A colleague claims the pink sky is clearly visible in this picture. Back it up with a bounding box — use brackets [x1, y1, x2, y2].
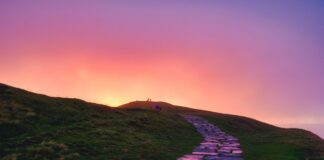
[1, 1, 324, 137]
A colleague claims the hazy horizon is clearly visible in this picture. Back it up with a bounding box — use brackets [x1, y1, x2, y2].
[278, 123, 324, 139]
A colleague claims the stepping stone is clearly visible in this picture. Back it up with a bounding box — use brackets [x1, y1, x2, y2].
[232, 150, 243, 154]
[223, 143, 240, 147]
[201, 142, 219, 145]
[194, 147, 215, 153]
[218, 149, 231, 153]
[177, 154, 204, 160]
[205, 155, 223, 160]
[221, 146, 240, 150]
[192, 151, 218, 156]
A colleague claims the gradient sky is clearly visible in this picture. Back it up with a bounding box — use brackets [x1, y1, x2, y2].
[1, 1, 324, 137]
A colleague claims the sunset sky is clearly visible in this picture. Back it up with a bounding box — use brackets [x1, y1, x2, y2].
[1, 1, 324, 137]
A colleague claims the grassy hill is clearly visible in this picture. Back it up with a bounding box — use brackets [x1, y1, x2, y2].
[0, 84, 201, 160]
[121, 101, 324, 160]
[1, 83, 324, 160]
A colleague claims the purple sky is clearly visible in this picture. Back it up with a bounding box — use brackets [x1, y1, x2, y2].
[0, 0, 324, 138]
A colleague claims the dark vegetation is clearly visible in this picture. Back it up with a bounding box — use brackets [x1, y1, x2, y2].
[1, 83, 324, 160]
[0, 84, 201, 160]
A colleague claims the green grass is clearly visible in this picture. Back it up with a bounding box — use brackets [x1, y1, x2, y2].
[199, 114, 324, 160]
[120, 102, 324, 160]
[1, 83, 324, 160]
[0, 83, 202, 160]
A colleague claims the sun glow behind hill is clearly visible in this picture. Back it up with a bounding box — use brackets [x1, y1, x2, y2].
[1, 0, 324, 139]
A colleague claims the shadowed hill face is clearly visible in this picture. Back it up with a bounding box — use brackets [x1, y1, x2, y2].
[0, 83, 202, 159]
[1, 83, 324, 160]
[0, 83, 113, 138]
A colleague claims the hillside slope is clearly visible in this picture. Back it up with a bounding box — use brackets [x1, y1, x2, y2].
[0, 83, 201, 160]
[121, 102, 324, 160]
[1, 83, 324, 160]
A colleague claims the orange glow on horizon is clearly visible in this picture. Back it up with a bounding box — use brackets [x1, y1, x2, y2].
[1, 0, 324, 138]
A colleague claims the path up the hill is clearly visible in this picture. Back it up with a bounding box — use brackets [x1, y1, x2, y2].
[178, 115, 243, 160]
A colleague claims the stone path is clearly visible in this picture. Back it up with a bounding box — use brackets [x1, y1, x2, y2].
[178, 115, 243, 160]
